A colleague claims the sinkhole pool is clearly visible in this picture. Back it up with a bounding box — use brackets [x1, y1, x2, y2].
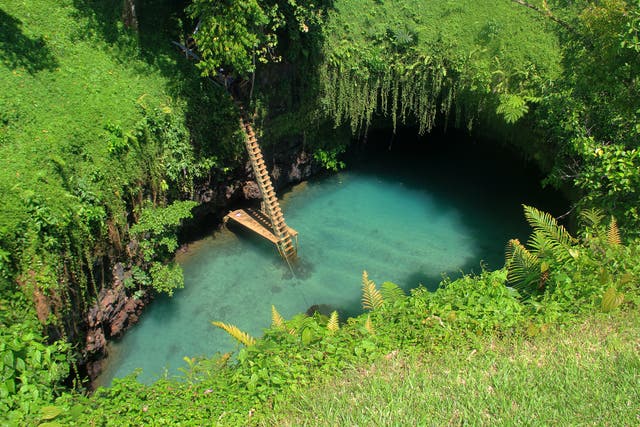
[96, 139, 565, 386]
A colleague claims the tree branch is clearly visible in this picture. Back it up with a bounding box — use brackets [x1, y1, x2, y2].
[511, 0, 576, 34]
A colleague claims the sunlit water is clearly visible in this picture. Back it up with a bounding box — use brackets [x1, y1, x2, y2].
[96, 140, 564, 386]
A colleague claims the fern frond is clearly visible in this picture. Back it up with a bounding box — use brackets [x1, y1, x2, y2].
[212, 321, 256, 346]
[271, 305, 286, 330]
[505, 239, 541, 291]
[504, 238, 518, 267]
[364, 314, 375, 335]
[327, 311, 339, 332]
[527, 230, 559, 259]
[607, 217, 621, 245]
[580, 208, 604, 229]
[362, 270, 384, 311]
[523, 205, 574, 248]
[380, 281, 406, 303]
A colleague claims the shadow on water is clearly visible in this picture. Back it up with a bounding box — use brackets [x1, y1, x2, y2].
[0, 9, 59, 73]
[354, 127, 565, 207]
[349, 127, 568, 254]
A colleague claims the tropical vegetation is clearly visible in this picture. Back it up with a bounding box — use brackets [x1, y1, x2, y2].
[1, 0, 639, 425]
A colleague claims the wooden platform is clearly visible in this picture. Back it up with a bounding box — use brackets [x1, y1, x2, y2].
[225, 209, 298, 244]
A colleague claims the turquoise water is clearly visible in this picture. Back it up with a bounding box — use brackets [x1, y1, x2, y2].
[97, 140, 563, 386]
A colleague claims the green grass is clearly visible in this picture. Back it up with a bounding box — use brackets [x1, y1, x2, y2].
[0, 0, 240, 279]
[0, 0, 170, 217]
[266, 310, 640, 426]
[324, 0, 561, 75]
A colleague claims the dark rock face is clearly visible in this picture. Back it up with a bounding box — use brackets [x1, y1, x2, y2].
[242, 180, 262, 199]
[289, 151, 313, 182]
[84, 263, 148, 379]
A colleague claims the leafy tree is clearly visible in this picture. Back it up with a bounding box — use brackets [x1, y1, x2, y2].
[188, 0, 281, 76]
[188, 0, 328, 77]
[541, 0, 640, 234]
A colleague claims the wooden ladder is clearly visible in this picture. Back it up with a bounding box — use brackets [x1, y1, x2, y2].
[239, 116, 297, 261]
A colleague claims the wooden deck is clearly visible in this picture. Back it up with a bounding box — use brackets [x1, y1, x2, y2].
[225, 209, 298, 245]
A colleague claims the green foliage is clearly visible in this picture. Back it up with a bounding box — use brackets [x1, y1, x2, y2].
[506, 206, 640, 317]
[127, 201, 195, 295]
[523, 204, 575, 257]
[496, 93, 529, 123]
[43, 215, 639, 424]
[539, 0, 640, 235]
[149, 262, 184, 297]
[318, 0, 562, 133]
[313, 147, 346, 171]
[0, 295, 70, 423]
[380, 281, 406, 304]
[188, 0, 277, 76]
[505, 206, 578, 294]
[268, 311, 640, 426]
[601, 286, 624, 312]
[130, 201, 197, 262]
[505, 238, 544, 291]
[189, 0, 328, 77]
[2, 0, 640, 424]
[0, 2, 242, 422]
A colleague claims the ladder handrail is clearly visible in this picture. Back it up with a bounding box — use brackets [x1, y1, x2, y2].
[238, 111, 296, 260]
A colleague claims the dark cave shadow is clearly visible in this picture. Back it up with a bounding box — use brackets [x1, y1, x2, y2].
[0, 8, 59, 73]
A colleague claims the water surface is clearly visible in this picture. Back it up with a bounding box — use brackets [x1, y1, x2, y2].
[97, 139, 563, 385]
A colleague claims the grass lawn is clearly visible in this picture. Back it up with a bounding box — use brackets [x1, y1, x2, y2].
[266, 309, 640, 426]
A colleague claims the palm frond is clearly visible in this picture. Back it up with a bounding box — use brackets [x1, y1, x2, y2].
[271, 305, 286, 330]
[380, 281, 406, 303]
[607, 217, 621, 245]
[327, 311, 339, 332]
[212, 321, 256, 346]
[362, 270, 384, 311]
[523, 205, 574, 247]
[505, 239, 541, 291]
[364, 314, 375, 335]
